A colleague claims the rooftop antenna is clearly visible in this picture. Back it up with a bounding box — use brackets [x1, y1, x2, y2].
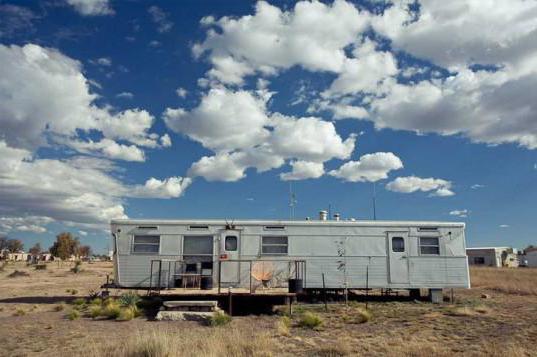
[328, 203, 332, 220]
[289, 182, 297, 220]
[372, 182, 377, 220]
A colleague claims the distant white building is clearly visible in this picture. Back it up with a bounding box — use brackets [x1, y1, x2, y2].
[466, 247, 518, 267]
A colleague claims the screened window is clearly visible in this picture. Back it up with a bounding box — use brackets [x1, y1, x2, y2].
[225, 236, 238, 251]
[420, 237, 440, 255]
[133, 235, 160, 253]
[261, 236, 288, 255]
[392, 237, 405, 252]
[183, 235, 213, 255]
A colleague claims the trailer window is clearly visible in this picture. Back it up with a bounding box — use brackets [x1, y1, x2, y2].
[420, 237, 440, 255]
[392, 237, 405, 252]
[261, 236, 288, 255]
[225, 236, 238, 251]
[473, 257, 485, 264]
[133, 235, 160, 253]
[183, 236, 213, 255]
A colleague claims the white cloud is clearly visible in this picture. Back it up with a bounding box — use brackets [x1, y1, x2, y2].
[386, 176, 455, 197]
[449, 209, 468, 218]
[280, 161, 324, 181]
[66, 0, 113, 16]
[160, 134, 172, 147]
[471, 184, 485, 189]
[499, 224, 509, 228]
[0, 44, 162, 156]
[194, 0, 369, 84]
[329, 152, 403, 182]
[66, 138, 145, 162]
[92, 57, 112, 66]
[78, 230, 88, 236]
[0, 140, 190, 229]
[0, 216, 53, 234]
[116, 91, 133, 99]
[176, 87, 188, 98]
[165, 87, 356, 182]
[148, 6, 173, 33]
[322, 39, 398, 97]
[164, 88, 270, 152]
[132, 177, 192, 199]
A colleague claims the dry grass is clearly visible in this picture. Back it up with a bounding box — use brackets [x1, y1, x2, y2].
[470, 266, 537, 295]
[87, 328, 275, 357]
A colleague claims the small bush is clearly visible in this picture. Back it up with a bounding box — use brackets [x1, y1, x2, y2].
[119, 292, 141, 309]
[89, 306, 103, 318]
[299, 311, 323, 329]
[66, 309, 80, 320]
[343, 307, 372, 324]
[53, 304, 65, 312]
[103, 301, 121, 319]
[209, 310, 232, 326]
[71, 260, 82, 274]
[8, 270, 30, 278]
[117, 307, 135, 321]
[14, 308, 26, 316]
[72, 298, 86, 306]
[90, 298, 102, 306]
[70, 289, 78, 295]
[276, 315, 292, 336]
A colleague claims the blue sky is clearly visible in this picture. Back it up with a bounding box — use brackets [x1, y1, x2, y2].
[0, 0, 536, 254]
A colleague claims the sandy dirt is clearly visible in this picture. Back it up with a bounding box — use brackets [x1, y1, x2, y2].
[0, 261, 535, 356]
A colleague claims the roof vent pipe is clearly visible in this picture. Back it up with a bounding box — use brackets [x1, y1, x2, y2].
[319, 210, 328, 221]
[333, 213, 340, 221]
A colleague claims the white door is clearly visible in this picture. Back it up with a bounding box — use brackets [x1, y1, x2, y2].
[387, 232, 409, 284]
[219, 230, 240, 285]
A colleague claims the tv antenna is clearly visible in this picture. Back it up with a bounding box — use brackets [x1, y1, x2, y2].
[289, 182, 297, 220]
[372, 182, 377, 220]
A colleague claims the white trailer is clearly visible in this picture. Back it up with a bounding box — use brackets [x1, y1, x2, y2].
[110, 218, 469, 301]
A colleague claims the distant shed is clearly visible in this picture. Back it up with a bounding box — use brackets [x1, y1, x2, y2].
[466, 247, 518, 267]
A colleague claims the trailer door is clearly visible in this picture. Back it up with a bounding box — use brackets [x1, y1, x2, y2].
[387, 232, 409, 284]
[219, 230, 240, 285]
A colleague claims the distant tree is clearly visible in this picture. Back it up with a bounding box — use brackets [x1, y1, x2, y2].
[29, 243, 42, 256]
[78, 245, 92, 258]
[49, 232, 79, 260]
[6, 239, 23, 253]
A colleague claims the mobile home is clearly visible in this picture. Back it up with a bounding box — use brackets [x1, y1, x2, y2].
[110, 217, 469, 300]
[466, 247, 518, 267]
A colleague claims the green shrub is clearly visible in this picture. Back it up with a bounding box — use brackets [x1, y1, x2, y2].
[53, 303, 65, 312]
[14, 308, 26, 316]
[117, 307, 135, 321]
[209, 310, 232, 326]
[103, 301, 121, 319]
[66, 309, 80, 320]
[119, 292, 141, 309]
[90, 298, 102, 306]
[73, 298, 86, 306]
[299, 311, 323, 329]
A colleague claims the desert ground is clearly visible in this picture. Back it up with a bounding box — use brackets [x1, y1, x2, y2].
[0, 261, 535, 356]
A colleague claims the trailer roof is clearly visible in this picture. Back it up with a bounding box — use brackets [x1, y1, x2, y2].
[111, 218, 465, 228]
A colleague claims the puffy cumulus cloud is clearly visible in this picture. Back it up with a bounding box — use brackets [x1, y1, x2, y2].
[449, 209, 468, 218]
[280, 161, 324, 181]
[0, 216, 54, 234]
[322, 39, 398, 98]
[165, 88, 356, 182]
[163, 88, 270, 152]
[67, 138, 146, 162]
[0, 140, 189, 230]
[373, 0, 537, 71]
[369, 68, 537, 149]
[148, 6, 174, 33]
[386, 176, 455, 197]
[66, 0, 114, 16]
[132, 177, 192, 199]
[269, 114, 356, 162]
[194, 0, 369, 84]
[0, 43, 168, 158]
[329, 152, 403, 182]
